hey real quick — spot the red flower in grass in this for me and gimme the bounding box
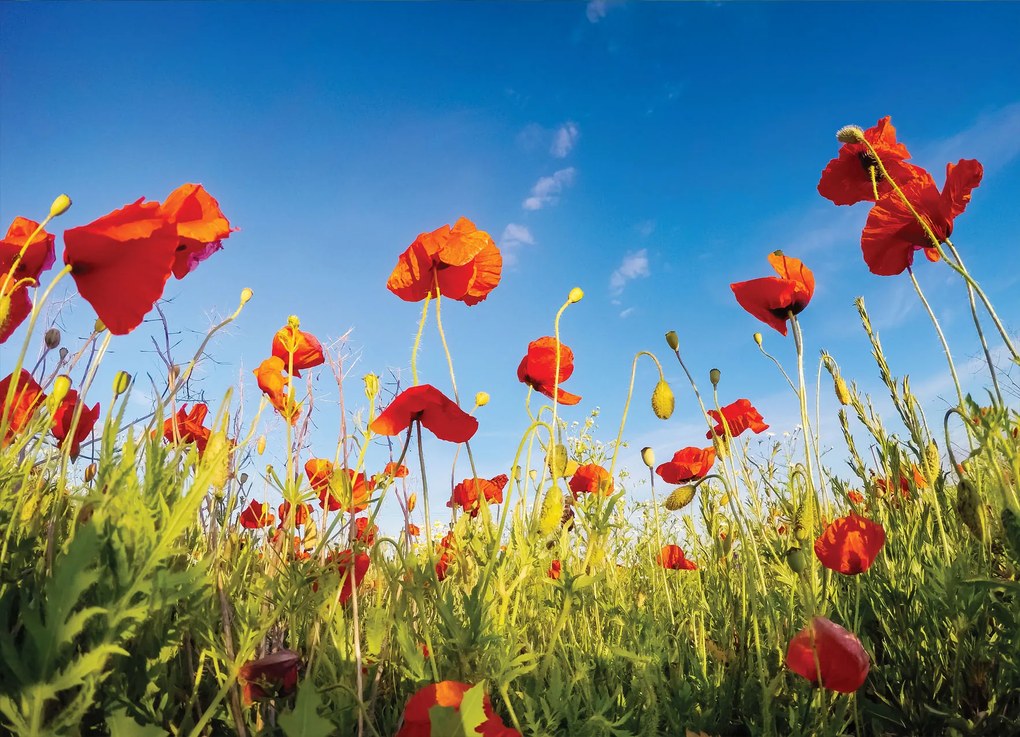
[448,474,510,517]
[254,356,299,424]
[861,159,983,276]
[354,517,378,545]
[307,460,373,513]
[656,446,716,484]
[63,199,178,335]
[0,370,46,444]
[706,399,769,439]
[407,523,420,537]
[162,403,211,454]
[334,549,372,605]
[305,458,333,494]
[818,116,923,206]
[1,218,56,342]
[161,183,232,279]
[847,490,865,506]
[239,500,275,529]
[395,681,522,737]
[814,514,886,575]
[547,559,562,580]
[238,649,300,705]
[278,501,311,527]
[369,384,478,443]
[874,465,926,498]
[787,616,870,693]
[658,544,698,571]
[271,321,325,376]
[517,337,581,405]
[387,218,502,306]
[51,390,100,459]
[730,252,815,336]
[568,464,614,497]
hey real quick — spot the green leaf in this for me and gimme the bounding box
[429,682,488,737]
[278,680,335,737]
[107,708,166,737]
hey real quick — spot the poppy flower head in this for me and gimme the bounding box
[238,649,300,705]
[354,517,378,545]
[448,473,510,516]
[787,616,870,693]
[51,390,100,459]
[813,513,886,575]
[335,548,372,605]
[706,399,769,439]
[239,500,275,529]
[0,370,46,444]
[818,116,924,206]
[395,681,522,737]
[731,252,815,336]
[317,467,373,513]
[162,402,211,453]
[656,446,716,485]
[861,159,983,276]
[658,544,698,570]
[254,356,300,424]
[517,337,582,405]
[63,199,179,335]
[278,501,312,527]
[568,464,614,498]
[1,217,56,283]
[271,320,325,377]
[407,523,420,537]
[160,183,232,279]
[369,384,478,443]
[387,218,502,306]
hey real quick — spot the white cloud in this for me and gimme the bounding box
[551,122,580,158]
[522,167,576,211]
[609,248,650,295]
[500,223,535,266]
[619,307,636,319]
[920,102,1020,175]
[586,0,609,23]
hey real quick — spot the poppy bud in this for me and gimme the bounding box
[364,373,379,401]
[112,370,131,397]
[709,368,721,388]
[94,318,106,333]
[836,125,865,143]
[719,493,730,508]
[529,469,538,482]
[49,194,72,218]
[547,443,569,477]
[956,479,984,539]
[84,462,97,483]
[640,447,655,468]
[512,465,522,481]
[49,374,72,410]
[538,487,565,535]
[239,472,249,485]
[240,287,254,305]
[568,287,584,304]
[407,492,417,513]
[665,331,679,351]
[924,440,940,484]
[753,332,763,348]
[664,485,696,511]
[651,379,674,420]
[59,347,69,362]
[44,328,61,349]
[786,547,808,574]
[256,435,267,455]
[475,391,490,407]
[834,375,851,406]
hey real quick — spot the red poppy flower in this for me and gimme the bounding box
[818,116,924,206]
[861,159,983,276]
[568,464,614,497]
[239,500,275,529]
[278,501,311,527]
[304,457,333,492]
[847,490,865,505]
[335,549,371,605]
[395,681,522,737]
[254,356,299,423]
[407,523,420,537]
[387,218,502,306]
[448,474,510,517]
[271,323,325,376]
[160,183,232,279]
[310,462,372,513]
[63,199,178,335]
[706,399,769,439]
[730,252,815,336]
[517,337,582,405]
[813,514,886,575]
[874,464,926,498]
[162,402,211,454]
[0,370,46,444]
[385,461,409,478]
[658,544,698,570]
[787,616,870,693]
[0,285,32,344]
[369,384,478,443]
[656,446,716,484]
[51,390,100,459]
[547,559,562,580]
[354,517,378,545]
[1,218,56,342]
[238,649,301,705]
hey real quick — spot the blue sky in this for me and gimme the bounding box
[3,2,1019,529]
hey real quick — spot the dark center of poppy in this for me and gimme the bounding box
[856,151,884,181]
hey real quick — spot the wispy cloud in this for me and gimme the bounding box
[551,122,580,158]
[523,167,576,211]
[619,307,636,319]
[500,223,535,266]
[609,248,650,296]
[920,101,1020,175]
[586,0,609,23]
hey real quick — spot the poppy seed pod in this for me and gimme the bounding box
[44,328,61,349]
[84,463,97,483]
[664,485,696,511]
[239,472,249,485]
[59,347,68,362]
[786,547,808,574]
[568,287,584,304]
[836,125,865,144]
[112,371,131,397]
[640,447,655,468]
[709,368,721,387]
[475,391,490,407]
[651,379,674,420]
[49,194,72,218]
[665,331,679,351]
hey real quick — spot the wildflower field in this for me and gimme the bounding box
[1,112,1019,737]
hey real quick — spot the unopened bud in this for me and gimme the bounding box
[665,331,679,351]
[44,327,61,349]
[168,364,181,387]
[568,287,584,304]
[651,379,674,420]
[786,547,808,574]
[640,447,655,468]
[475,391,490,407]
[94,318,106,333]
[113,370,131,397]
[50,375,72,408]
[664,485,696,511]
[59,347,69,362]
[49,194,72,218]
[240,287,254,305]
[836,125,865,144]
[256,435,267,455]
[538,487,565,535]
[753,332,763,348]
[84,462,97,483]
[364,373,380,401]
[709,368,721,387]
[407,492,417,513]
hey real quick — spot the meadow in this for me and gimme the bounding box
[1,117,1018,737]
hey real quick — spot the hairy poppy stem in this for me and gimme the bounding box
[410,293,431,387]
[432,288,479,482]
[907,267,965,408]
